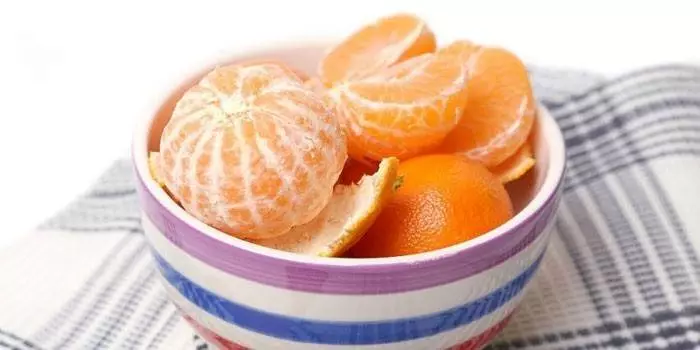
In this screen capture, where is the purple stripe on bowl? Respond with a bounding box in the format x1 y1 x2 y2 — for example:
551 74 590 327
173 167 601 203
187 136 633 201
135 168 562 294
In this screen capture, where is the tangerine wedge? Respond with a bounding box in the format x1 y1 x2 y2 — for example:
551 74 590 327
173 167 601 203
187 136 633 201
328 41 475 161
437 45 536 167
319 13 436 87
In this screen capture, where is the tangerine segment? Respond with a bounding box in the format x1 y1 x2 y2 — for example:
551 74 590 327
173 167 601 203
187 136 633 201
350 154 513 258
158 62 347 239
488 141 535 184
328 41 476 161
437 46 536 167
318 13 436 87
253 157 399 257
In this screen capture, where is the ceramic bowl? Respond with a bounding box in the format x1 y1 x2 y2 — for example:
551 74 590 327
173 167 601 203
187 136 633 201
132 41 566 350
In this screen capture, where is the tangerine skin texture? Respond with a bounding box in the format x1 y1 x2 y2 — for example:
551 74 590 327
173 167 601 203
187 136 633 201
350 154 514 258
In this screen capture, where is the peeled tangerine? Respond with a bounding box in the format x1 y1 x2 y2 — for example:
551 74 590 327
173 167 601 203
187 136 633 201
156 61 345 240
153 61 398 256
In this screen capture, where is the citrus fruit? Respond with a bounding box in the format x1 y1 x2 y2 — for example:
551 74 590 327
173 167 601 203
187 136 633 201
437 45 536 167
253 157 399 257
488 141 535 184
318 13 436 87
327 40 475 161
349 154 514 258
156 61 346 239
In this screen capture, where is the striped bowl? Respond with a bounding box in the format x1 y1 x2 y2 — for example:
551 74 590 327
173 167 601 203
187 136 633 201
132 42 566 350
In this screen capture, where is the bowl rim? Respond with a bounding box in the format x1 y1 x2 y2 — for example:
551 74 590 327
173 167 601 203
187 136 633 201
131 40 566 268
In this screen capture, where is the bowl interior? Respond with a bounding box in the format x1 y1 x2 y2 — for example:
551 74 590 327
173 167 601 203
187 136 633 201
137 42 560 263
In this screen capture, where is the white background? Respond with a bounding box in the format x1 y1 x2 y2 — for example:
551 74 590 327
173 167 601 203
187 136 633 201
0 0 698 248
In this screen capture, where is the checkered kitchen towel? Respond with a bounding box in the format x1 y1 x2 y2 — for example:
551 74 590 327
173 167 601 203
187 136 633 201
1 64 700 350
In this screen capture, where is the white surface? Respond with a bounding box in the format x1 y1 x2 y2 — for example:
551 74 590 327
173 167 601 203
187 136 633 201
0 0 698 249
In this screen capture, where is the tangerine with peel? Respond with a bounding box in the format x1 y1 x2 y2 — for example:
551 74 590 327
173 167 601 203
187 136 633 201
350 154 513 258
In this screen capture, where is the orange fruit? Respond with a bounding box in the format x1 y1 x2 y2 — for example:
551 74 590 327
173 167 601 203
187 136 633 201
327 41 476 161
349 154 513 258
157 61 346 239
437 45 536 167
318 13 436 87
488 141 536 184
253 157 399 257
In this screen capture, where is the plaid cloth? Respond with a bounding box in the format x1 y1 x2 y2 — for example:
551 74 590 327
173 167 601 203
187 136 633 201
1 65 700 350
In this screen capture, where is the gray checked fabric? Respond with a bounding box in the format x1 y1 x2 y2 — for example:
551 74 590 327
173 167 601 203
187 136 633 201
0 64 699 349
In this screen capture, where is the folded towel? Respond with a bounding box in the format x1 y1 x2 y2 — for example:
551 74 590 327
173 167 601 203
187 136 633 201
1 65 699 350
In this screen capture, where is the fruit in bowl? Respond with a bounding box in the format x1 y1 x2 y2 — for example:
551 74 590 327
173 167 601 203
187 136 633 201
133 13 565 350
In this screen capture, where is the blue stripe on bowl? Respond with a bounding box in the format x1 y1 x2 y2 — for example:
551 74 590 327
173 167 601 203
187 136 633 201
155 250 544 345
153 250 544 345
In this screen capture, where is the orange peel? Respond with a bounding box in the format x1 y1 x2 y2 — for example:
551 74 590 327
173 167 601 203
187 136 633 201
488 142 536 184
252 157 399 257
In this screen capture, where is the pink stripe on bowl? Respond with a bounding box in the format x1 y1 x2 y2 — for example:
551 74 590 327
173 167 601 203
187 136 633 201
135 171 561 294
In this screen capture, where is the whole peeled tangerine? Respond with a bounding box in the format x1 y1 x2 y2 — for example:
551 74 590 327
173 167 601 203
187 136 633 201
157 61 347 239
